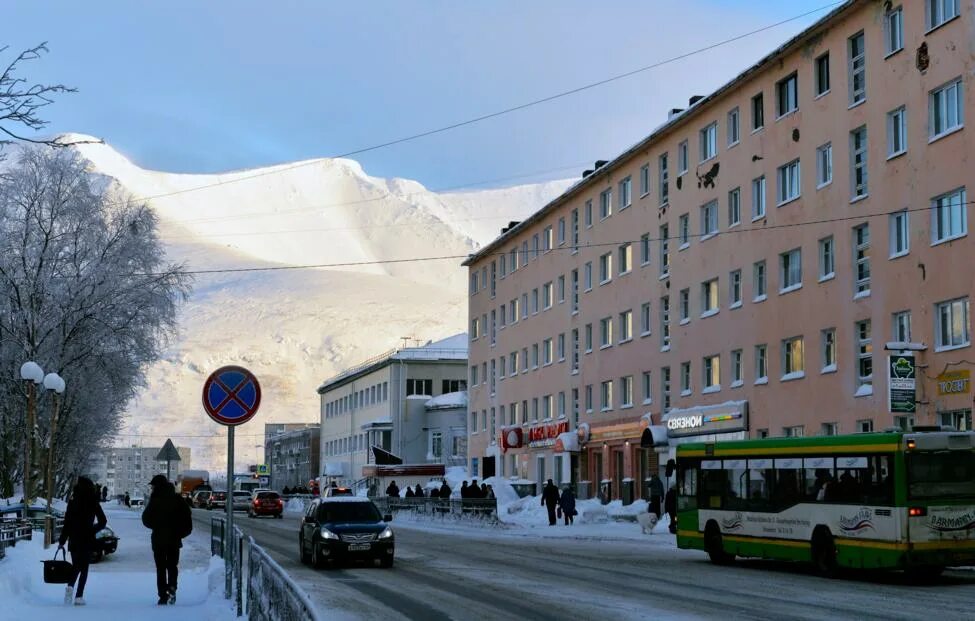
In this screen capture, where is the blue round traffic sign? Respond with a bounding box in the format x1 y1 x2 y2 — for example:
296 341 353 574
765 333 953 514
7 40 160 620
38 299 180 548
202 365 261 426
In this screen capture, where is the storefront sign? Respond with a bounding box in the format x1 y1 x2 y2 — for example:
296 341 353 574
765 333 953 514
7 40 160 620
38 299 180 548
936 369 971 396
500 427 523 452
663 402 748 438
527 420 569 448
588 421 644 443
887 354 916 413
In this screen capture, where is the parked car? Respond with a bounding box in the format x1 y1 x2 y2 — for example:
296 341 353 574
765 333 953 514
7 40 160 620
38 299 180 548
231 491 252 512
207 491 228 510
191 490 212 508
298 497 394 569
91 526 119 562
248 491 284 518
129 495 145 508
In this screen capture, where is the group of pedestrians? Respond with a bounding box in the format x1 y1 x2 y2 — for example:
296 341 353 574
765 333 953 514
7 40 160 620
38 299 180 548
56 473 193 607
460 479 494 499
541 479 577 525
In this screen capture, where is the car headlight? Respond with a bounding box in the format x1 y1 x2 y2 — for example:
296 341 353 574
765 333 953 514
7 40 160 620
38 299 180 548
320 527 339 540
378 527 394 540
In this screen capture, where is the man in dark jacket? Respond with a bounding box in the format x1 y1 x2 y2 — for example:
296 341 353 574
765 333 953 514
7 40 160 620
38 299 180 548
59 476 107 606
385 480 400 498
438 480 451 499
142 475 192 605
648 474 664 518
541 479 560 525
665 484 678 534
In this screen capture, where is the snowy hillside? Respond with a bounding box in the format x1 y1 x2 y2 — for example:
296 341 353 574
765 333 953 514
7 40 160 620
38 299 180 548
65 135 570 471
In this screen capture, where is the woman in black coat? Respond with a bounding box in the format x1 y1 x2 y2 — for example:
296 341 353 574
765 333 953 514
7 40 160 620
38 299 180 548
58 476 107 606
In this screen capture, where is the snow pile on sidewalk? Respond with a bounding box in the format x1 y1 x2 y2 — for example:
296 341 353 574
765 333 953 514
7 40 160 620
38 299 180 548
0 506 236 619
285 498 309 515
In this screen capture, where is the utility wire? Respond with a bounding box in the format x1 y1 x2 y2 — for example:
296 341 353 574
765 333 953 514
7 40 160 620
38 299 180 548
93 1 842 209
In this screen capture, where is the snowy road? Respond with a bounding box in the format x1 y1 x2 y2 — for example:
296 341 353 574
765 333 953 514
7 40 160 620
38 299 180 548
193 509 975 620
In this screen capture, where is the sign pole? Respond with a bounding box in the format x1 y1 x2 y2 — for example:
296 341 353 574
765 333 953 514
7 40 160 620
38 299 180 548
225 425 234 599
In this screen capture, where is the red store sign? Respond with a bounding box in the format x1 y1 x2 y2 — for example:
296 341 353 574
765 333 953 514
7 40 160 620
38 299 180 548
527 420 569 448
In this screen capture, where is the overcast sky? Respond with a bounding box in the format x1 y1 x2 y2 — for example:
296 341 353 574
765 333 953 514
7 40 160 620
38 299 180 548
4 1 834 190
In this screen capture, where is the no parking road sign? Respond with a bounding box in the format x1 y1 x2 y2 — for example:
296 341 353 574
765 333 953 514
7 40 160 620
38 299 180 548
203 365 262 426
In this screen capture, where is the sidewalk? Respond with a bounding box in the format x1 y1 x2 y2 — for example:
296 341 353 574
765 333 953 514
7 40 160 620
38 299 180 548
0 504 235 619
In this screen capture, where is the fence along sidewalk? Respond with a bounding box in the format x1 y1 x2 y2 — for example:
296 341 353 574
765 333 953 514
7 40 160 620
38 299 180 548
372 496 499 521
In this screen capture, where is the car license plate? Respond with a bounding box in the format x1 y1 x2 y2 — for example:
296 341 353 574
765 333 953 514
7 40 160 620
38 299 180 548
348 543 371 551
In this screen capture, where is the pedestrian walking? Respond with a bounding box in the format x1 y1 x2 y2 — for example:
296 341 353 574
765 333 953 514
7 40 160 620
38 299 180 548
541 479 560 526
438 480 451 499
385 480 400 498
142 474 193 605
58 476 107 606
101 486 108 502
405 486 415 498
460 481 469 498
124 491 131 507
665 484 678 534
648 474 664 518
558 486 576 525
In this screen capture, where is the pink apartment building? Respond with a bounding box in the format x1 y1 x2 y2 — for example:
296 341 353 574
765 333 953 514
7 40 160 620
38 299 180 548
464 0 972 501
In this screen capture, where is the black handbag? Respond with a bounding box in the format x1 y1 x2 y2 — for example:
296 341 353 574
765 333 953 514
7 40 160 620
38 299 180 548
41 547 74 584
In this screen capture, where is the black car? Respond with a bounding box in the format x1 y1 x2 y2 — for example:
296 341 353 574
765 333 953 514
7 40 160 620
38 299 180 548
91 526 119 562
298 497 394 569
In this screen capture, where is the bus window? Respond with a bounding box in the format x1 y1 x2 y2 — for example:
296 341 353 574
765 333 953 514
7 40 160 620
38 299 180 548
746 458 773 510
773 466 802 508
803 457 834 501
863 455 893 505
678 463 698 511
831 456 871 502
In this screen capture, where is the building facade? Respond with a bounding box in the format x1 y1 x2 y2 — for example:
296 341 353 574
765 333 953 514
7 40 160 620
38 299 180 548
317 334 468 485
264 424 321 491
84 445 192 498
466 0 973 500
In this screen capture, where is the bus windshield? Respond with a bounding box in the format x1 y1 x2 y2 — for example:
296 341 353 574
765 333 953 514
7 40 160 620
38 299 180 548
908 450 975 499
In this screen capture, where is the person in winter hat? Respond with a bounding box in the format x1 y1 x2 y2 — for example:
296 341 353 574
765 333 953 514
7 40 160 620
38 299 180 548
58 476 107 606
558 485 576 525
541 479 561 526
385 480 400 498
142 474 192 605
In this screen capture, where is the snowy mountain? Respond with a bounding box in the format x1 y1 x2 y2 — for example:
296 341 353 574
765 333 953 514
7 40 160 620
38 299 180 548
65 135 571 472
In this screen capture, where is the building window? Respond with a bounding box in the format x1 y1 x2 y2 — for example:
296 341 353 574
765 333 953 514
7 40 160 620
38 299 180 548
727 107 740 146
850 126 868 199
678 140 688 175
701 279 719 315
640 302 651 336
584 200 593 227
620 376 634 407
730 269 742 307
599 188 612 219
557 217 566 246
660 224 670 275
728 187 741 227
571 270 579 312
584 262 593 291
821 422 838 436
531 289 539 313
814 52 830 96
777 159 801 204
848 31 866 106
679 288 690 323
520 294 528 319
405 379 433 396
731 349 743 385
585 385 593 412
932 187 967 243
600 316 613 348
509 351 518 376
661 366 672 411
680 361 692 395
571 208 579 249
510 247 518 271
822 328 837 372
557 333 566 361
854 224 871 295
752 175 766 219
600 380 613 411
885 6 903 56
678 214 690 248
856 319 873 389
584 324 592 352
640 164 650 197
776 72 798 117
751 92 764 131
659 153 669 205
936 297 970 350
755 344 768 383
619 310 633 342
471 317 480 339
543 281 553 309
819 236 835 280
619 177 632 210
887 106 907 157
571 329 579 370
619 243 632 274
557 275 566 303
532 343 539 368
661 296 671 350
927 0 960 30
599 253 612 283
532 235 539 260
939 409 972 432
782 336 805 377
701 200 718 237
889 210 909 257
816 143 832 188
703 355 720 391
892 311 912 343
753 260 767 301
784 426 805 438
780 248 802 292
542 395 552 419
542 227 552 252
642 371 652 403
858 420 874 433
640 233 651 266
700 122 717 162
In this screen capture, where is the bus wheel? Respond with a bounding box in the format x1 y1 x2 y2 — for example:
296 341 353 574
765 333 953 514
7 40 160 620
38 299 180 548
705 521 733 565
811 527 838 578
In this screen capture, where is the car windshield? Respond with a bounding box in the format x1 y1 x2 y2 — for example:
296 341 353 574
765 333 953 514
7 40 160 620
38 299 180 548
317 502 382 523
212 492 226 499
908 450 975 499
257 492 279 500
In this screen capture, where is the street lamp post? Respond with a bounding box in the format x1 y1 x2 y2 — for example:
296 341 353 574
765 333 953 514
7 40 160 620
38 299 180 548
43 373 65 548
20 361 44 512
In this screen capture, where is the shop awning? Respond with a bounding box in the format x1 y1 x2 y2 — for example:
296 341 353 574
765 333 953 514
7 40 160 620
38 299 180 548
640 425 669 448
554 431 580 453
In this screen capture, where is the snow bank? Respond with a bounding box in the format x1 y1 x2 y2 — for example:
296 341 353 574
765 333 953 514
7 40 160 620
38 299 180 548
285 498 309 515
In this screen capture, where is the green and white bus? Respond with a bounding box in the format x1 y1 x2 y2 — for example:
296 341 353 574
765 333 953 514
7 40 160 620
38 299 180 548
676 429 975 575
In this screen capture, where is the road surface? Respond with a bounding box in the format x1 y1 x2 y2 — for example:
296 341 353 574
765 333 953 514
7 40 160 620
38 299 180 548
192 509 975 620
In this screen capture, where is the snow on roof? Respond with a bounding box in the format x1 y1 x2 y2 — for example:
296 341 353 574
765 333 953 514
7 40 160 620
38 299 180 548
425 391 468 409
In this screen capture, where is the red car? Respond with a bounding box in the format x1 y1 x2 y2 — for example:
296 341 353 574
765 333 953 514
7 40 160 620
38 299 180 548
248 491 284 518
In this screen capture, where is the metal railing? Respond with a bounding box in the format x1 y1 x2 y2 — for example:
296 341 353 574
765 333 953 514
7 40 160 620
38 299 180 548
0 521 33 560
371 497 498 521
211 516 320 621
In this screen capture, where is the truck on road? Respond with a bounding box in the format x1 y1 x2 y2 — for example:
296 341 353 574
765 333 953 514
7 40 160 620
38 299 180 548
176 470 210 501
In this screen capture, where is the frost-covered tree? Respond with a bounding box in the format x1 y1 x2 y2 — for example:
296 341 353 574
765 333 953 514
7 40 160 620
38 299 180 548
0 147 192 497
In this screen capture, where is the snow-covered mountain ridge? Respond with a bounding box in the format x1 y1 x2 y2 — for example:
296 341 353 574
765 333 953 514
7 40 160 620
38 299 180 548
65 135 571 471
